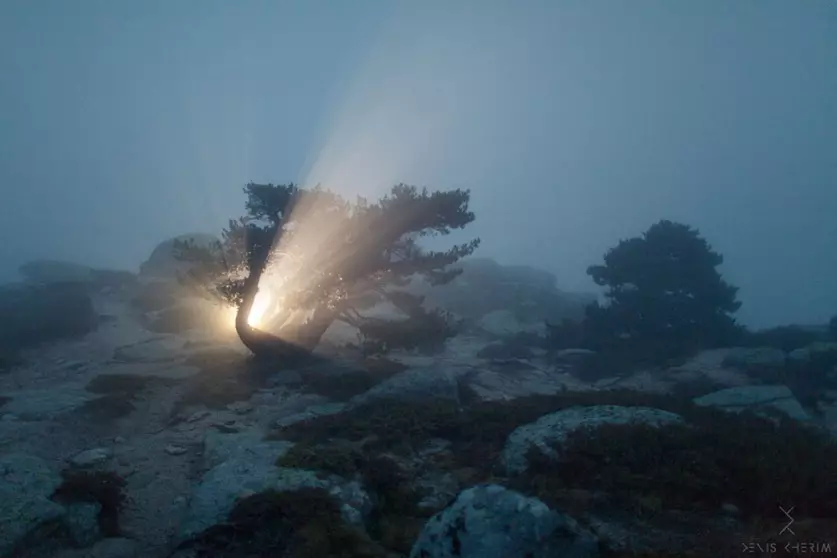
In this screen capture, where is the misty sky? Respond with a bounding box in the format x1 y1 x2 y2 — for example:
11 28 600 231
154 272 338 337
1 0 835 328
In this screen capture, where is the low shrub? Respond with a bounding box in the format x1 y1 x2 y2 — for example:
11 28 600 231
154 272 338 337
52 470 127 536
173 488 387 558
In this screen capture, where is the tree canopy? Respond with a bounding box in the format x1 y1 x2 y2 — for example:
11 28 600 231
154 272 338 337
176 182 480 354
549 219 743 364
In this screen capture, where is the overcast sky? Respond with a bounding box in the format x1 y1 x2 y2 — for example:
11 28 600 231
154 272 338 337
1 0 835 328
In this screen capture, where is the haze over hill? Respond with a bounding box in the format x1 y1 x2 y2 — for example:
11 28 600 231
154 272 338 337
3 4 837 554
1 0 836 329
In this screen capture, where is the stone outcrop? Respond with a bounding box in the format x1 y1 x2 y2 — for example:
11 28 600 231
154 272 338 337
409 484 599 558
692 385 811 422
502 405 684 475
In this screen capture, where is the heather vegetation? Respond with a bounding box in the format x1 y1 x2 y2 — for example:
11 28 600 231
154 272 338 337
2 191 836 558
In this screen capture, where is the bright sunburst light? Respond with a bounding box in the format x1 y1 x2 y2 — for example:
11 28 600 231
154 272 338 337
247 289 272 328
222 5 497 338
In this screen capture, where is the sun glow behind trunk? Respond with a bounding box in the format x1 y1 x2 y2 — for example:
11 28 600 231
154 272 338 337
247 289 271 327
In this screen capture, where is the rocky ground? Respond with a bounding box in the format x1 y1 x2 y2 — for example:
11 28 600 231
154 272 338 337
1 285 837 557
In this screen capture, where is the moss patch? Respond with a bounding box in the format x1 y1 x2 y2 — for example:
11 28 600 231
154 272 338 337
176 488 388 558
518 406 837 556
272 390 698 467
271 388 837 556
527 407 837 520
52 470 127 536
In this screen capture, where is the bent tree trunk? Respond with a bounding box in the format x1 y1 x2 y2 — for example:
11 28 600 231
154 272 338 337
284 303 341 351
234 266 314 362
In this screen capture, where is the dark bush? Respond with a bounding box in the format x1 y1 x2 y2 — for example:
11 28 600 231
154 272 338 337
550 220 745 370
52 470 127 537
174 488 387 557
352 292 461 356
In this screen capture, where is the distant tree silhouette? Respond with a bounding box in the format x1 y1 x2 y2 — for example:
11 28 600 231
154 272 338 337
549 220 743 366
175 182 479 357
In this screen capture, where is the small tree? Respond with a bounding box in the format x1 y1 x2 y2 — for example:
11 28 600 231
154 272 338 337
561 220 743 364
175 182 479 355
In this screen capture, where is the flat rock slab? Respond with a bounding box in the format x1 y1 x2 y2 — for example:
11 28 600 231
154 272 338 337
465 367 588 402
69 447 113 468
180 428 371 540
202 428 291 470
112 337 190 363
98 362 200 381
502 405 683 475
693 384 811 422
1 387 93 421
347 365 468 408
271 402 347 428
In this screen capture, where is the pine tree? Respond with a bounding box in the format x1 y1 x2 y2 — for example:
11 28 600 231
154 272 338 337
175 182 479 355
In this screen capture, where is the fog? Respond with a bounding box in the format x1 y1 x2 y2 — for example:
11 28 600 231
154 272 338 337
1 0 835 329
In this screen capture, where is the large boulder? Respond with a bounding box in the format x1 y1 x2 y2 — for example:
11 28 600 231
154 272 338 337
131 233 241 337
139 233 220 280
409 484 598 558
346 364 464 408
0 282 99 356
502 405 684 475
